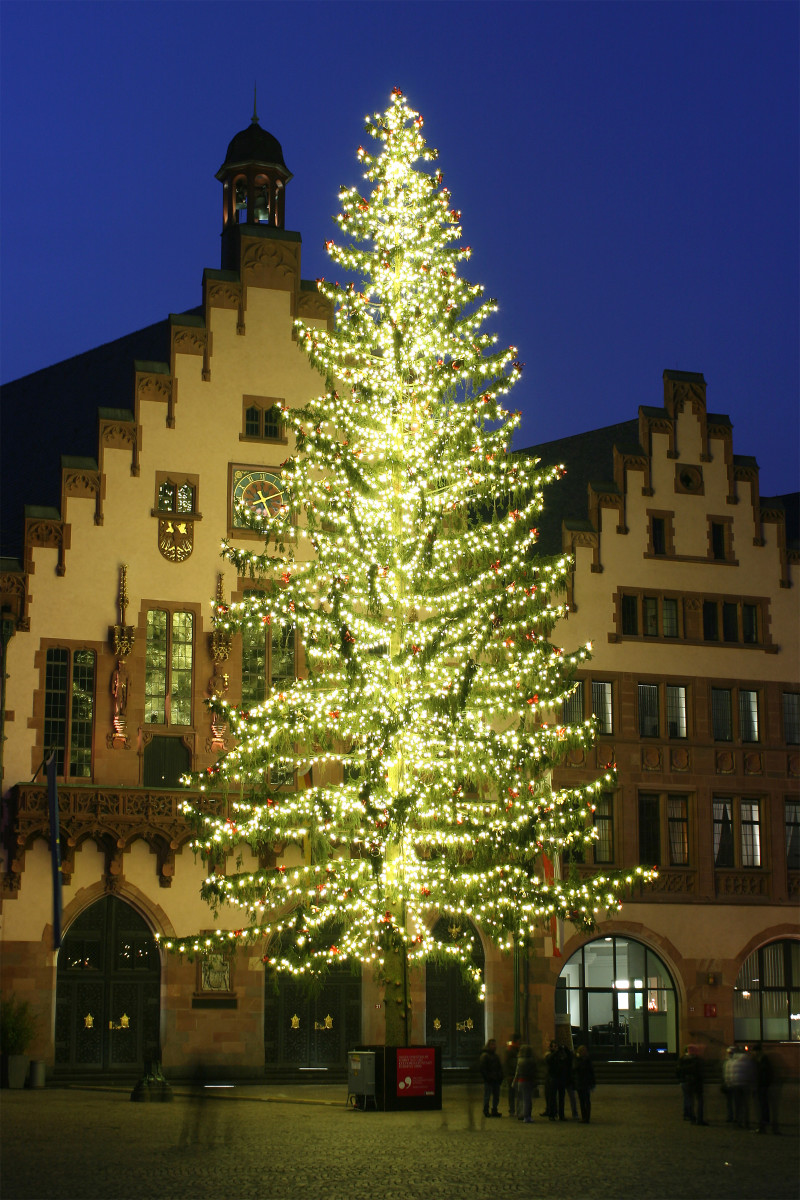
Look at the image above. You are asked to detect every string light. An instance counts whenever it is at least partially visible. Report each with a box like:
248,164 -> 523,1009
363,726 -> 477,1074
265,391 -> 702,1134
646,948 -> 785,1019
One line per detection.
160,90 -> 656,988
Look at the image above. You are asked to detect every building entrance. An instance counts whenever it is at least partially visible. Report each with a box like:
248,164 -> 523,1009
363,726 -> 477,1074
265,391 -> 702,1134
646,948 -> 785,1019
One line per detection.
55,896 -> 161,1073
425,917 -> 485,1069
557,935 -> 678,1059
264,963 -> 361,1069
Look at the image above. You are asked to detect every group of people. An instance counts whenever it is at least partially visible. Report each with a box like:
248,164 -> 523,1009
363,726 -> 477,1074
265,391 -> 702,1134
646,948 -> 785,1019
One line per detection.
677,1042 -> 782,1133
479,1034 -> 596,1125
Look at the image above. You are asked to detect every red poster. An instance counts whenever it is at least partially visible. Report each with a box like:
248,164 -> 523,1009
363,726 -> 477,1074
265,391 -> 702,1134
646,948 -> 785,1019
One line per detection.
396,1048 -> 436,1097
704,1003 -> 717,1018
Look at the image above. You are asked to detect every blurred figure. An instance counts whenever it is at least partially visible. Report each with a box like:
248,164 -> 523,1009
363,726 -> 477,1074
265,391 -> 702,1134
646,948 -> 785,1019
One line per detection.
722,1046 -> 739,1123
512,1043 -> 539,1124
753,1044 -> 781,1134
178,1059 -> 218,1148
574,1045 -> 596,1124
676,1044 -> 708,1125
505,1031 -> 521,1117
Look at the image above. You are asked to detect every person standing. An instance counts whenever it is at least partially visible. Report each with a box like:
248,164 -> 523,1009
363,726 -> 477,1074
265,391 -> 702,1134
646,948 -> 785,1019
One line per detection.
479,1038 -> 504,1118
513,1044 -> 539,1123
676,1044 -> 708,1125
543,1039 -> 559,1120
505,1032 -> 521,1118
574,1045 -> 596,1123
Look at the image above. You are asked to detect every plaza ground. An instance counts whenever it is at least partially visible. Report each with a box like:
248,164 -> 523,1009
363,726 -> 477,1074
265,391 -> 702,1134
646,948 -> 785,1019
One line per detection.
1,1080 -> 798,1200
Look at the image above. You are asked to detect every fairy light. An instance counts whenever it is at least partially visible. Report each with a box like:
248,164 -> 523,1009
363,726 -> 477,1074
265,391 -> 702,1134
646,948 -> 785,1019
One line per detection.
165,90 -> 656,986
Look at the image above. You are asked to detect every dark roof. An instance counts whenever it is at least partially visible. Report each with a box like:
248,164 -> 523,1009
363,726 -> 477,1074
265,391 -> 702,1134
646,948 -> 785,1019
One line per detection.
216,121 -> 289,178
0,309 -> 201,558
516,419 -> 641,555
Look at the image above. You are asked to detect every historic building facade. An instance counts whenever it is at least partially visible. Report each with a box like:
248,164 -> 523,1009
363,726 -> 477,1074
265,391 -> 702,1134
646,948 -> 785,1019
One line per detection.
1,119 -> 797,1079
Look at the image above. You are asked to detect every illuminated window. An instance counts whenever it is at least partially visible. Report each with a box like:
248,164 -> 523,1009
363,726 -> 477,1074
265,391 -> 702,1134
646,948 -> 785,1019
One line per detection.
44,647 -> 96,778
713,797 -> 762,868
734,940 -> 800,1043
241,397 -> 285,441
593,793 -> 615,863
639,793 -> 689,867
591,681 -> 613,735
666,685 -> 687,739
562,680 -> 584,725
145,610 -> 193,726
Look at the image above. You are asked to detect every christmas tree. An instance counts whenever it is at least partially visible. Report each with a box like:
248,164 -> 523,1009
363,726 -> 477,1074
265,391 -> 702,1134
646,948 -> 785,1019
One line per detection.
168,90 -> 654,1044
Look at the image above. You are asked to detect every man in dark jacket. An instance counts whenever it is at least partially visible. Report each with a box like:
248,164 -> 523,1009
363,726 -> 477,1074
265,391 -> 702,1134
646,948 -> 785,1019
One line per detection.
676,1044 -> 708,1125
479,1038 -> 504,1118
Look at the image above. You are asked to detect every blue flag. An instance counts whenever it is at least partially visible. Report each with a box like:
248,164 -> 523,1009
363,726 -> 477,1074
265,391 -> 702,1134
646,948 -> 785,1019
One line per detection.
46,752 -> 62,951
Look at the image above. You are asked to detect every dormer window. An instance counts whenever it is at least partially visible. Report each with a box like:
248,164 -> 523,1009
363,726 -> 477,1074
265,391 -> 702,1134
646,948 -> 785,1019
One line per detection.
241,396 -> 286,442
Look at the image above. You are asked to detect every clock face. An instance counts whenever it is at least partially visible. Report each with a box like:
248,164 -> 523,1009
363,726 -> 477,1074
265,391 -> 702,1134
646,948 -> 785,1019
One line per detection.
232,468 -> 283,527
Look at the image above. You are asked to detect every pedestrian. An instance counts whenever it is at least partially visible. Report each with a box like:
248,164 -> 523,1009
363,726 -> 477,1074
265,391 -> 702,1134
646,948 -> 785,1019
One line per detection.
676,1044 -> 708,1125
513,1043 -> 539,1123
574,1045 -> 595,1123
722,1045 -> 738,1123
505,1032 -> 521,1118
552,1041 -> 573,1121
733,1045 -> 757,1129
543,1039 -> 559,1120
479,1038 -> 504,1119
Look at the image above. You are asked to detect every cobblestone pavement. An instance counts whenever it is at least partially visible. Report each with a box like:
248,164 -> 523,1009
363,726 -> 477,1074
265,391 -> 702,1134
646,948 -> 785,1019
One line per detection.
1,1082 -> 798,1200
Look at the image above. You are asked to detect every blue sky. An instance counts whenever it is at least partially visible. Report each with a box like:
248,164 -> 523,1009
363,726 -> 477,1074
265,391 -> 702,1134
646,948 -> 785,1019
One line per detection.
1,1 -> 797,493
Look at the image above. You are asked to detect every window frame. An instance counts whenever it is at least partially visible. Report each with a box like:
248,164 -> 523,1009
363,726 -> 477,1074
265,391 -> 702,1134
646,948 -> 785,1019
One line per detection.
733,939 -> 800,1044
144,607 -> 195,728
782,693 -> 800,745
713,795 -> 764,869
638,791 -> 691,868
240,395 -> 288,444
152,472 -> 200,518
43,645 -> 97,779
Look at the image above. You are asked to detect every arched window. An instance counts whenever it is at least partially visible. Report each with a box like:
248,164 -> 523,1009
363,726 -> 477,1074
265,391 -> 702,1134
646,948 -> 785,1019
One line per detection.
557,935 -> 678,1059
734,939 -> 800,1043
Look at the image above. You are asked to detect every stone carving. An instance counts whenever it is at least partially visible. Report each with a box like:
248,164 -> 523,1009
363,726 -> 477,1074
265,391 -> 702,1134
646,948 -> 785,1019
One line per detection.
158,518 -> 194,562
670,747 -> 691,772
743,751 -> 763,775
715,871 -> 768,897
641,747 -> 662,772
715,750 -> 735,775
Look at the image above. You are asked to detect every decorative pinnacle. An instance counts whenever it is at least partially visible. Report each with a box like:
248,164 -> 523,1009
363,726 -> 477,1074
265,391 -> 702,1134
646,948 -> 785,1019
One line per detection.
252,84 -> 259,125
118,564 -> 129,626
216,572 -> 226,607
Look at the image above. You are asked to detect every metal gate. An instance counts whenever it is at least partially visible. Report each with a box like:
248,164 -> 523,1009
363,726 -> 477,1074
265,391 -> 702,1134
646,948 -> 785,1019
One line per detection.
425,917 -> 485,1068
264,964 -> 361,1068
55,896 -> 160,1073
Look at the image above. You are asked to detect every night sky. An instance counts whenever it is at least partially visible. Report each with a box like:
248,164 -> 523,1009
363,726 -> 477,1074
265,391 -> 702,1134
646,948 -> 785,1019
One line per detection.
1,1 -> 798,525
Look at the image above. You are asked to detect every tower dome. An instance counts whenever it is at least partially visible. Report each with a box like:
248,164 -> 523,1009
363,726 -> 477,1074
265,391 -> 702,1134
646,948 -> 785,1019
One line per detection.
216,98 -> 292,264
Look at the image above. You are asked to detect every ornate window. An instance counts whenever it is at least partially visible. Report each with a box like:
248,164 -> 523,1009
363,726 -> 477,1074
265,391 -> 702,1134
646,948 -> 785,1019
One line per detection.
734,940 -> 800,1043
145,610 -> 193,726
44,647 -> 96,778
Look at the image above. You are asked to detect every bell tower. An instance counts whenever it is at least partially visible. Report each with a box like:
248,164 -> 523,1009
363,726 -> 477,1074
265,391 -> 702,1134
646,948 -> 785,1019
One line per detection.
216,96 -> 293,270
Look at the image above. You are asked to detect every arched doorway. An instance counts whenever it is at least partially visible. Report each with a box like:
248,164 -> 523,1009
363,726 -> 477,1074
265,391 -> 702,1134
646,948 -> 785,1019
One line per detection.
557,935 -> 678,1059
264,963 -> 362,1070
425,917 -> 485,1068
55,896 -> 161,1074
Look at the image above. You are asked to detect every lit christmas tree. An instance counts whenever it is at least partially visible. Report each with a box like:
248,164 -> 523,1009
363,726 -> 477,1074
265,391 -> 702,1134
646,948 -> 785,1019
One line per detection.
167,90 -> 654,1044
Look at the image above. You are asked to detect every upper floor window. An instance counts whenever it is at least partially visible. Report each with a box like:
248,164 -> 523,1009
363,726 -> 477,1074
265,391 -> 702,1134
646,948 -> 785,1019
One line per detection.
241,396 -> 286,442
562,681 -> 584,726
591,681 -> 613,735
145,610 -> 193,726
651,517 -> 667,556
704,598 -> 759,645
711,687 -> 759,742
44,647 -> 95,778
593,792 -> 615,863
646,511 -> 674,557
785,801 -> 800,871
713,796 -> 762,868
157,480 -> 195,513
619,592 -> 684,640
638,683 -> 659,738
707,516 -> 736,563
666,685 -> 687,739
241,600 -> 296,707
638,792 -> 689,867
783,693 -> 800,744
